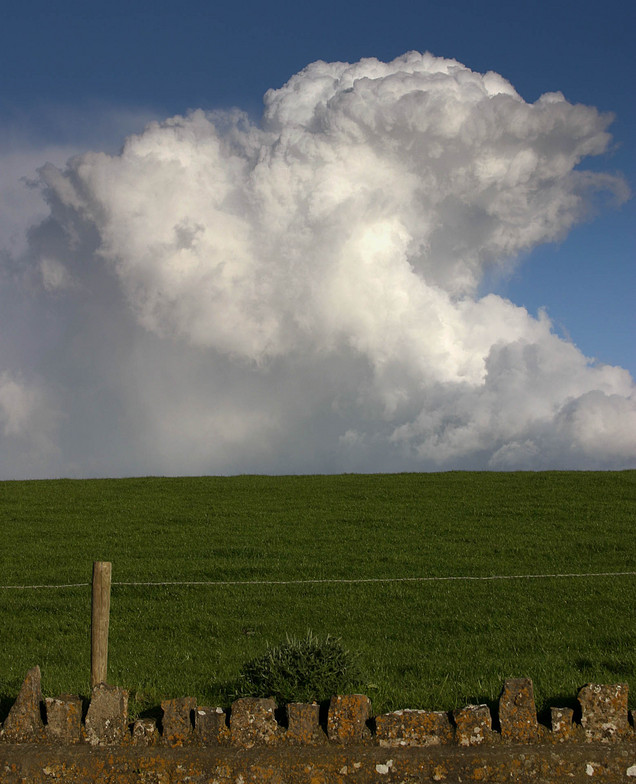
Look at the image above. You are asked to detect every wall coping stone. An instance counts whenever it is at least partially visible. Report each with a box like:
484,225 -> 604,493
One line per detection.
0,665 -> 46,743
327,694 -> 372,744
454,704 -> 497,747
84,682 -> 129,746
375,709 -> 454,747
499,677 -> 545,744
44,694 -> 82,744
579,684 -> 632,742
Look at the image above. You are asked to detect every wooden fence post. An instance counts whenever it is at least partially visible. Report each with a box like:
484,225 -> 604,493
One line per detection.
91,561 -> 112,688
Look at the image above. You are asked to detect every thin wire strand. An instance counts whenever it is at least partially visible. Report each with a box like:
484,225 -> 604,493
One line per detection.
1,571 -> 635,590
0,583 -> 91,590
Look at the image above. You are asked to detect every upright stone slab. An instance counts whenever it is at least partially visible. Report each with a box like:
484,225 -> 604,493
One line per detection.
230,698 -> 282,747
286,703 -> 326,745
550,707 -> 578,742
454,704 -> 495,746
1,666 -> 46,743
327,695 -> 372,743
132,718 -> 158,746
161,696 -> 196,746
85,683 -> 129,746
45,694 -> 82,744
376,709 -> 453,747
578,683 -> 631,741
499,678 -> 541,743
195,706 -> 230,745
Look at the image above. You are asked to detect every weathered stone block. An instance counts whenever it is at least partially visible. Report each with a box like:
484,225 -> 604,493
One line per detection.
230,698 -> 282,747
85,683 -> 129,746
1,666 -> 46,743
161,696 -> 196,746
195,706 -> 230,745
454,704 -> 495,746
327,694 -> 372,743
550,707 -> 579,742
286,703 -> 326,745
376,709 -> 453,747
45,694 -> 82,744
578,683 -> 632,742
499,678 -> 540,743
132,717 -> 158,746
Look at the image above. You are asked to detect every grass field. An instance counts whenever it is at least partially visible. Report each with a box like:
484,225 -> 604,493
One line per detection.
0,471 -> 634,721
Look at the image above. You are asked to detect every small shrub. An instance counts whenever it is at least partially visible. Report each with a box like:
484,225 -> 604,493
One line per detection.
232,631 -> 362,705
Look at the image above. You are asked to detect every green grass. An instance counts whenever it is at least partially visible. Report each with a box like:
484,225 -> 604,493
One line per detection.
0,471 -> 634,720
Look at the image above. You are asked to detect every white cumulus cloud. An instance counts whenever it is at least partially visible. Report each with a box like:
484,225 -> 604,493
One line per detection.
0,51 -> 634,477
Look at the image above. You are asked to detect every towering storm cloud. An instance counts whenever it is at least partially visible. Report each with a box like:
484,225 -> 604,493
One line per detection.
1,51 -> 634,478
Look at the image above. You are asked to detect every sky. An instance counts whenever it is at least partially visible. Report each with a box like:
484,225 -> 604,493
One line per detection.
0,0 -> 634,478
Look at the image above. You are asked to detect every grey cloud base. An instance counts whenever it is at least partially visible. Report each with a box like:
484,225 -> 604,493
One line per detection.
0,51 -> 634,478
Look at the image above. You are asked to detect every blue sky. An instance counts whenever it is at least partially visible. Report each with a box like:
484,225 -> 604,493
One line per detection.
0,0 -> 634,477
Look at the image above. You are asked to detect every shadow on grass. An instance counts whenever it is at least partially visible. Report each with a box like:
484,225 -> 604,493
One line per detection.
0,694 -> 15,724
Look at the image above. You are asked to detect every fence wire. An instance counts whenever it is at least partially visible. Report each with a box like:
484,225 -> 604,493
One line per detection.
1,570 -> 635,590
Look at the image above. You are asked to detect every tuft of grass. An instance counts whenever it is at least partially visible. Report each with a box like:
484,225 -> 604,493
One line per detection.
230,631 -> 363,705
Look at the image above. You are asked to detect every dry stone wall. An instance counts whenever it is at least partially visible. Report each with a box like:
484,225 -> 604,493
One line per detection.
0,667 -> 635,782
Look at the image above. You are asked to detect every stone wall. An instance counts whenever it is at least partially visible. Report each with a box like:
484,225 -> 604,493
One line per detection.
0,666 -> 635,782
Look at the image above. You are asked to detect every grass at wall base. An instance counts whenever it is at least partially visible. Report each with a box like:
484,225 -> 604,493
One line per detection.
0,471 -> 634,720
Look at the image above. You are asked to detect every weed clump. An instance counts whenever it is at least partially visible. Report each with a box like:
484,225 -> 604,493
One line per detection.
232,631 -> 362,705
